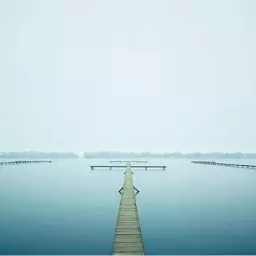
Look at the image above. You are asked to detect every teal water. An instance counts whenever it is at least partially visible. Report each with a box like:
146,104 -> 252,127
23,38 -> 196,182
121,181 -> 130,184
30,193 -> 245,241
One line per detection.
0,158 -> 256,254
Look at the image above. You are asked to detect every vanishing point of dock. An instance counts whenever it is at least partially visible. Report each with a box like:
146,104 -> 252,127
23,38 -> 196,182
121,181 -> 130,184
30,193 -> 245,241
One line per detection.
112,163 -> 144,255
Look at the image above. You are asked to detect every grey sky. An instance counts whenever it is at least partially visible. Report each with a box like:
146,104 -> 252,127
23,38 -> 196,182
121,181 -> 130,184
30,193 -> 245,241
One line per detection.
0,0 -> 255,153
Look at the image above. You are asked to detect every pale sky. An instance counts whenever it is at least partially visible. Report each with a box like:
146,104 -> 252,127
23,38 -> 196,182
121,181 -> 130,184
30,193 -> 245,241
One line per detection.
0,0 -> 255,153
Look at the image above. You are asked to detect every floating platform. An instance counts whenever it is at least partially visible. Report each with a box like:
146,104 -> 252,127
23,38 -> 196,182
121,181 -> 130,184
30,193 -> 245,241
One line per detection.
91,165 -> 166,170
0,160 -> 52,165
191,161 -> 256,169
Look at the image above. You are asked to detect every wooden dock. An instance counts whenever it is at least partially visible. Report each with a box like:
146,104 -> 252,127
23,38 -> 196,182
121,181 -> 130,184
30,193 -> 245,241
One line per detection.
112,164 -> 144,255
191,161 -> 256,169
91,165 -> 166,170
0,160 -> 52,165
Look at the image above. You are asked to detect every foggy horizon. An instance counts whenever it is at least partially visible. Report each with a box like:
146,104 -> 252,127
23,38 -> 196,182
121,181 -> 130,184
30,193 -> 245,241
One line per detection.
1,0 -> 255,153
2,148 -> 256,154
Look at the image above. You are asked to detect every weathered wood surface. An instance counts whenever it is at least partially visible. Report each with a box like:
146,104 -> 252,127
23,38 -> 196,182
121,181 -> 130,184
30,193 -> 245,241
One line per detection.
112,166 -> 144,255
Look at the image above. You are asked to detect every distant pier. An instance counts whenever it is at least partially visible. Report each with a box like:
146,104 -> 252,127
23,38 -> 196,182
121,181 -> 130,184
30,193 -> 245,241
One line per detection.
112,163 -> 144,255
110,160 -> 148,164
191,161 -> 256,169
0,160 -> 52,165
91,165 -> 166,171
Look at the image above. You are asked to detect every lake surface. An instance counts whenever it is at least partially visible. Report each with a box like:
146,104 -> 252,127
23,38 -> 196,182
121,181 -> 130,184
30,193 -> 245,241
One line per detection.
0,158 -> 256,255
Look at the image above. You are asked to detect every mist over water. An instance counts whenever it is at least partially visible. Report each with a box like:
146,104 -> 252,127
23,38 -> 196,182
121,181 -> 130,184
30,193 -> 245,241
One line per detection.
1,1 -> 256,254
0,158 -> 255,255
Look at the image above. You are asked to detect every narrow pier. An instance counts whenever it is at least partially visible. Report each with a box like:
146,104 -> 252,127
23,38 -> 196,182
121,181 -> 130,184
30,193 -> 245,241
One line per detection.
112,164 -> 144,255
191,161 -> 256,169
0,160 -> 52,165
91,165 -> 166,171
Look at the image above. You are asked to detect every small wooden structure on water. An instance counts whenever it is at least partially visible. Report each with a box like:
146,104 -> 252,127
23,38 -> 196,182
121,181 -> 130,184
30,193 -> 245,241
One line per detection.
91,165 -> 166,171
110,160 -> 148,164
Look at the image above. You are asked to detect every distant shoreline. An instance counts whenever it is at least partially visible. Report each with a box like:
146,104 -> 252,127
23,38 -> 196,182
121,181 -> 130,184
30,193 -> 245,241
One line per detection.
84,152 -> 256,159
1,151 -> 256,159
0,152 -> 79,159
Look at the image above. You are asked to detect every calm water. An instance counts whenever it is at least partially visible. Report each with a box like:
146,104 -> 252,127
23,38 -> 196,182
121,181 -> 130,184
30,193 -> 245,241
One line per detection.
0,158 -> 256,255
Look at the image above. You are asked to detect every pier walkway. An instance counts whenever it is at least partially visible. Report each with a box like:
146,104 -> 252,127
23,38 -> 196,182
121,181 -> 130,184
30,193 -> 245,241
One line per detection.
112,164 -> 144,255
